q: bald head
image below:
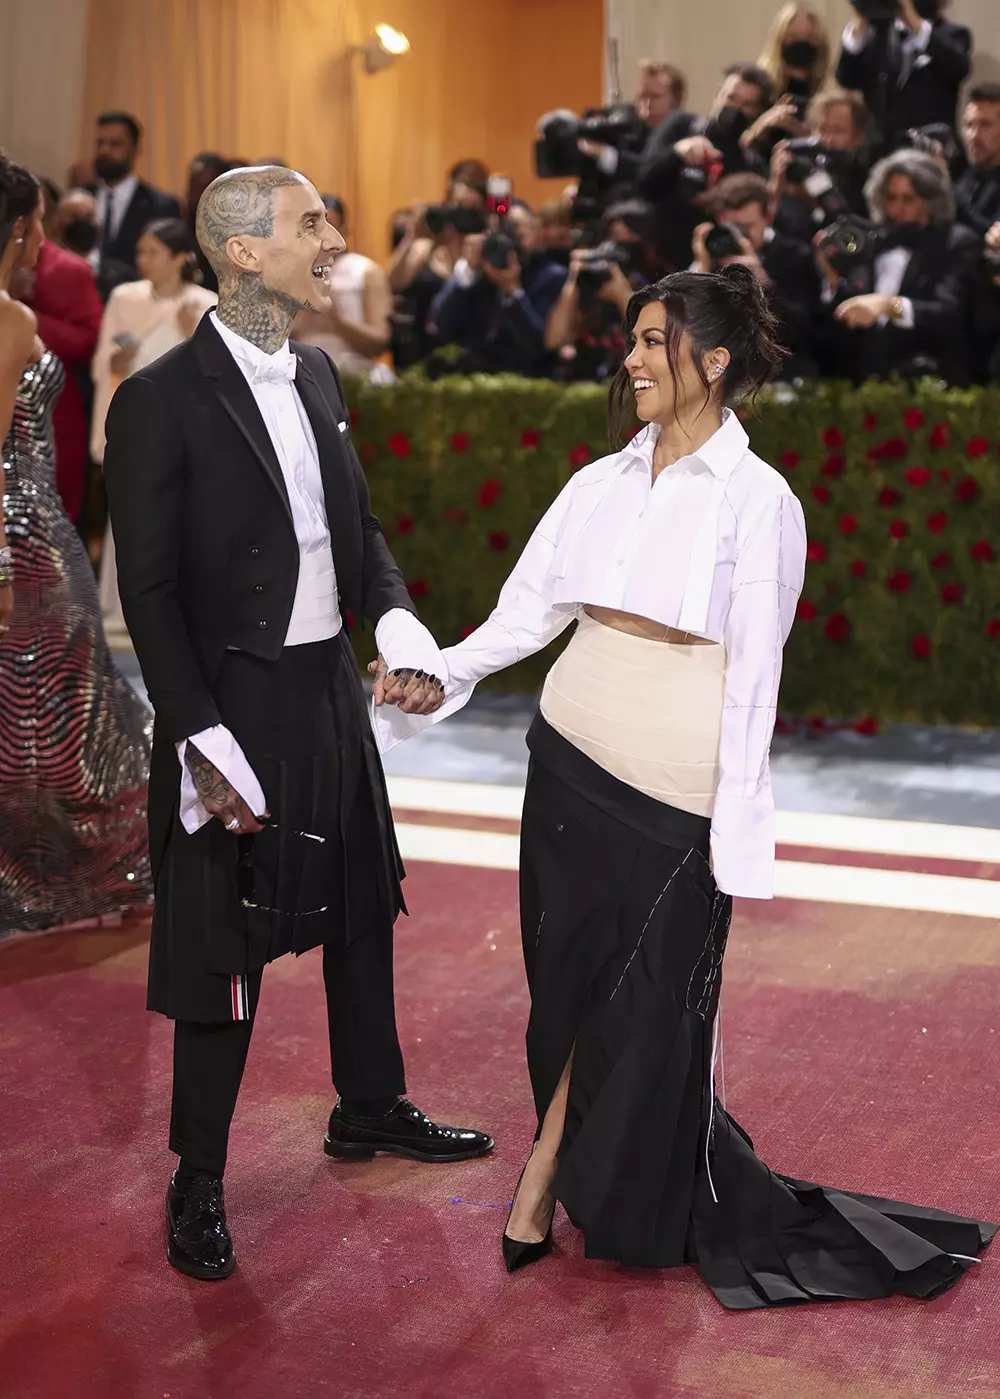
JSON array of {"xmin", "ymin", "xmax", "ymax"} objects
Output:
[{"xmin": 195, "ymin": 164, "xmax": 306, "ymax": 278}]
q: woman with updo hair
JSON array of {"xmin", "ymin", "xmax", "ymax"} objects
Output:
[
  {"xmin": 374, "ymin": 263, "xmax": 995, "ymax": 1304},
  {"xmin": 91, "ymin": 216, "xmax": 216, "ymax": 632},
  {"xmin": 0, "ymin": 152, "xmax": 152, "ymax": 937}
]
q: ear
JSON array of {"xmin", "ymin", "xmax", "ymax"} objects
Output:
[
  {"xmin": 225, "ymin": 235, "xmax": 259, "ymax": 274},
  {"xmin": 703, "ymin": 346, "xmax": 731, "ymax": 381}
]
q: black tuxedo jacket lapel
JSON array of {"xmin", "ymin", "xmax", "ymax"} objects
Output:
[
  {"xmin": 899, "ymin": 229, "xmax": 945, "ymax": 300},
  {"xmin": 293, "ymin": 353, "xmax": 358, "ymax": 572},
  {"xmin": 192, "ymin": 317, "xmax": 293, "ymax": 525}
]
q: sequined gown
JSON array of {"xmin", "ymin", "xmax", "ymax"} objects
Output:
[{"xmin": 0, "ymin": 349, "xmax": 152, "ymax": 935}]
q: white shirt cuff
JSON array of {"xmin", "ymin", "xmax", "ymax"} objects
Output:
[
  {"xmin": 841, "ymin": 21, "xmax": 869, "ymax": 54},
  {"xmin": 894, "ymin": 296, "xmax": 915, "ymax": 329},
  {"xmin": 176, "ymin": 725, "xmax": 268, "ymax": 835},
  {"xmin": 597, "ymin": 146, "xmax": 620, "ymax": 176},
  {"xmin": 452, "ymin": 259, "xmax": 477, "ymax": 289},
  {"xmin": 374, "ymin": 607, "xmax": 448, "ymax": 682},
  {"xmin": 912, "ymin": 18, "xmax": 932, "ymax": 50},
  {"xmin": 710, "ymin": 792, "xmax": 775, "ymax": 900}
]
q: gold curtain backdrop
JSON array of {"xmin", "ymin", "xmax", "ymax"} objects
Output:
[{"xmin": 80, "ymin": 0, "xmax": 603, "ymax": 258}]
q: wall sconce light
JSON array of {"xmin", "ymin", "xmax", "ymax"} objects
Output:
[{"xmin": 356, "ymin": 23, "xmax": 410, "ymax": 75}]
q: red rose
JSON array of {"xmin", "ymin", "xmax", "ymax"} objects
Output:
[
  {"xmin": 912, "ymin": 634, "xmax": 932, "ymax": 659},
  {"xmin": 928, "ymin": 423, "xmax": 950, "ymax": 449},
  {"xmin": 941, "ymin": 582, "xmax": 966, "ymax": 604},
  {"xmin": 822, "ymin": 455, "xmax": 844, "ymax": 477},
  {"xmin": 988, "ymin": 619, "xmax": 1000, "ymax": 638},
  {"xmin": 854, "ymin": 715, "xmax": 880, "ymax": 735},
  {"xmin": 839, "ymin": 514, "xmax": 859, "ymax": 535},
  {"xmin": 954, "ymin": 477, "xmax": 981, "ymax": 503},
  {"xmin": 444, "ymin": 507, "xmax": 469, "ymax": 524},
  {"xmin": 396, "ymin": 514, "xmax": 415, "ymax": 535},
  {"xmin": 349, "ymin": 410, "xmax": 359, "ymax": 429},
  {"xmin": 850, "ymin": 560, "xmax": 867, "ymax": 578},
  {"xmin": 477, "ymin": 479, "xmax": 503, "ymax": 508},
  {"xmin": 864, "ymin": 413, "xmax": 877, "ymax": 431},
  {"xmin": 779, "ymin": 451, "xmax": 800, "ymax": 469},
  {"xmin": 878, "ymin": 487, "xmax": 901, "ymax": 507},
  {"xmin": 488, "ymin": 531, "xmax": 510, "ymax": 552},
  {"xmin": 888, "ymin": 519, "xmax": 908, "ymax": 540},
  {"xmin": 930, "ymin": 551, "xmax": 951, "ymax": 570},
  {"xmin": 927, "ymin": 511, "xmax": 948, "ymax": 534},
  {"xmin": 569, "ymin": 443, "xmax": 592, "ymax": 468},
  {"xmin": 406, "ymin": 579, "xmax": 429, "ymax": 598},
  {"xmin": 938, "ymin": 468, "xmax": 951, "ymax": 483},
  {"xmin": 360, "ymin": 441, "xmax": 376, "ymax": 464},
  {"xmin": 806, "ymin": 540, "xmax": 827, "ymax": 562},
  {"xmin": 970, "ymin": 538, "xmax": 996, "ymax": 563},
  {"xmin": 866, "ymin": 438, "xmax": 907, "ymax": 462},
  {"xmin": 903, "ymin": 407, "xmax": 925, "ymax": 431},
  {"xmin": 966, "ymin": 436, "xmax": 990, "ymax": 458},
  {"xmin": 887, "ymin": 570, "xmax": 911, "ymax": 592},
  {"xmin": 812, "ymin": 485, "xmax": 831, "ymax": 504},
  {"xmin": 450, "ymin": 431, "xmax": 471, "ymax": 452},
  {"xmin": 461, "ymin": 625, "xmax": 478, "ymax": 640},
  {"xmin": 796, "ymin": 599, "xmax": 817, "ymax": 621},
  {"xmin": 904, "ymin": 467, "xmax": 931, "ymax": 487},
  {"xmin": 824, "ymin": 612, "xmax": 851, "ymax": 642},
  {"xmin": 346, "ymin": 609, "xmax": 357, "ymax": 630},
  {"xmin": 387, "ymin": 432, "xmax": 411, "ymax": 458},
  {"xmin": 520, "ymin": 429, "xmax": 541, "ymax": 449},
  {"xmin": 822, "ymin": 427, "xmax": 844, "ymax": 449}
]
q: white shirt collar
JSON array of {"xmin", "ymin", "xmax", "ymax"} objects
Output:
[
  {"xmin": 624, "ymin": 407, "xmax": 749, "ymax": 481},
  {"xmin": 209, "ymin": 310, "xmax": 297, "ymax": 385},
  {"xmin": 101, "ymin": 172, "xmax": 139, "ymax": 210}
]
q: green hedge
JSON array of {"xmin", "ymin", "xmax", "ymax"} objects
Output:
[{"xmin": 345, "ymin": 374, "xmax": 1000, "ymax": 727}]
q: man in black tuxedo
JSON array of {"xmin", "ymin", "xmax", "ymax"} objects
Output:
[
  {"xmin": 834, "ymin": 0, "xmax": 971, "ymax": 150},
  {"xmin": 92, "ymin": 111, "xmax": 181, "ymax": 280},
  {"xmin": 103, "ymin": 165, "xmax": 493, "ymax": 1282}
]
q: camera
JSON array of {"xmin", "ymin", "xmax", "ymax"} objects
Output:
[
  {"xmin": 483, "ymin": 228, "xmax": 519, "ymax": 270},
  {"xmin": 425, "ymin": 205, "xmax": 486, "ymax": 237},
  {"xmin": 818, "ymin": 215, "xmax": 877, "ymax": 282},
  {"xmin": 783, "ymin": 138, "xmax": 859, "ymax": 221},
  {"xmin": 574, "ymin": 241, "xmax": 634, "ymax": 297},
  {"xmin": 535, "ymin": 105, "xmax": 638, "ymax": 181},
  {"xmin": 850, "ymin": 0, "xmax": 900, "ymax": 21},
  {"xmin": 703, "ymin": 223, "xmax": 747, "ymax": 261},
  {"xmin": 897, "ymin": 123, "xmax": 961, "ymax": 167}
]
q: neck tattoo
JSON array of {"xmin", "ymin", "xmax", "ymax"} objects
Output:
[{"xmin": 216, "ymin": 273, "xmax": 301, "ymax": 354}]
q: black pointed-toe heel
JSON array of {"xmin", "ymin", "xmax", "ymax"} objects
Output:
[{"xmin": 502, "ymin": 1165, "xmax": 555, "ymax": 1273}]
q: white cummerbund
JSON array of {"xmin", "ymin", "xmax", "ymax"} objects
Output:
[{"xmin": 285, "ymin": 545, "xmax": 342, "ymax": 646}]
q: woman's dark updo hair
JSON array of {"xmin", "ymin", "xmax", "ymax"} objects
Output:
[
  {"xmin": 608, "ymin": 264, "xmax": 787, "ymax": 448},
  {"xmin": 141, "ymin": 216, "xmax": 200, "ymax": 283},
  {"xmin": 0, "ymin": 152, "xmax": 41, "ymax": 261}
]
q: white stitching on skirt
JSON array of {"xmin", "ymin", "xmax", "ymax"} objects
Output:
[
  {"xmin": 609, "ymin": 849, "xmax": 695, "ymax": 1001},
  {"xmin": 535, "ymin": 910, "xmax": 545, "ymax": 950}
]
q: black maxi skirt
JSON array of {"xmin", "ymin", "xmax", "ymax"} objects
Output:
[{"xmin": 521, "ymin": 715, "xmax": 996, "ymax": 1310}]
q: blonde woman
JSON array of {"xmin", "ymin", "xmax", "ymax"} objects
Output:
[{"xmin": 743, "ymin": 4, "xmax": 833, "ymax": 155}]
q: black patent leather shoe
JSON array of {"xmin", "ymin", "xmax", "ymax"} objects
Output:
[
  {"xmin": 324, "ymin": 1097, "xmax": 494, "ymax": 1163},
  {"xmin": 165, "ymin": 1171, "xmax": 236, "ymax": 1280}
]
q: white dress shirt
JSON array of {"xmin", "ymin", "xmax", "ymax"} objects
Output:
[
  {"xmin": 841, "ymin": 17, "xmax": 932, "ymax": 62},
  {"xmin": 96, "ymin": 174, "xmax": 139, "ymax": 245},
  {"xmin": 821, "ymin": 245, "xmax": 916, "ymax": 329},
  {"xmin": 375, "ymin": 410, "xmax": 807, "ymax": 900},
  {"xmin": 177, "ymin": 315, "xmax": 445, "ymax": 833}
]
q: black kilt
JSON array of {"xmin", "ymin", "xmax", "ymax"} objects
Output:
[{"xmin": 147, "ymin": 632, "xmax": 405, "ymax": 1021}]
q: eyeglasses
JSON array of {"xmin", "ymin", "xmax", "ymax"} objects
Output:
[{"xmin": 237, "ymin": 820, "xmax": 330, "ymax": 918}]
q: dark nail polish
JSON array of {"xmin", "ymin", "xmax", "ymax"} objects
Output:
[
  {"xmin": 415, "ymin": 670, "xmax": 425, "ymax": 679},
  {"xmin": 393, "ymin": 669, "xmax": 402, "ymax": 676}
]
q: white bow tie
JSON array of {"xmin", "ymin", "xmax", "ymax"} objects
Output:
[{"xmin": 252, "ymin": 351, "xmax": 297, "ymax": 386}]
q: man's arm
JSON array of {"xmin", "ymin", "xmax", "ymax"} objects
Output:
[{"xmin": 924, "ymin": 20, "xmax": 972, "ymax": 87}]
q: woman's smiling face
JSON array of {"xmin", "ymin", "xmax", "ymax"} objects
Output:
[{"xmin": 623, "ymin": 301, "xmax": 711, "ymax": 426}]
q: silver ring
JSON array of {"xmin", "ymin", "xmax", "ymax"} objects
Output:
[{"xmin": 226, "ymin": 817, "xmax": 240, "ymax": 832}]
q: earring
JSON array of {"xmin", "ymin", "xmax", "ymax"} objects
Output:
[{"xmin": 714, "ymin": 364, "xmax": 724, "ymax": 377}]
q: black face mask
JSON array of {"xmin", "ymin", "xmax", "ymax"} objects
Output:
[
  {"xmin": 782, "ymin": 39, "xmax": 819, "ymax": 69},
  {"xmin": 712, "ymin": 106, "xmax": 749, "ymax": 143},
  {"xmin": 94, "ymin": 155, "xmax": 132, "ymax": 184},
  {"xmin": 63, "ymin": 218, "xmax": 98, "ymax": 255},
  {"xmin": 913, "ymin": 0, "xmax": 938, "ymax": 17}
]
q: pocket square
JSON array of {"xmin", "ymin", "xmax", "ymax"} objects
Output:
[{"xmin": 338, "ymin": 420, "xmax": 349, "ymax": 433}]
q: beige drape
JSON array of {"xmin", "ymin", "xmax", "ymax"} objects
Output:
[{"xmin": 80, "ymin": 0, "xmax": 603, "ymax": 258}]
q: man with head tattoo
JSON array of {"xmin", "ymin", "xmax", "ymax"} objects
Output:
[{"xmin": 103, "ymin": 165, "xmax": 493, "ymax": 1281}]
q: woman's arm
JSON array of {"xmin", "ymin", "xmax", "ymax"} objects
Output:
[
  {"xmin": 90, "ymin": 288, "xmax": 127, "ymax": 464},
  {"xmin": 711, "ymin": 489, "xmax": 807, "ymax": 898},
  {"xmin": 329, "ymin": 262, "xmax": 393, "ymax": 360},
  {"xmin": 545, "ymin": 258, "xmax": 583, "ymax": 351}
]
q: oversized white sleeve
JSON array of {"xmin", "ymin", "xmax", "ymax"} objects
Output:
[
  {"xmin": 176, "ymin": 725, "xmax": 269, "ymax": 835},
  {"xmin": 710, "ymin": 491, "xmax": 807, "ymax": 899},
  {"xmin": 374, "ymin": 608, "xmax": 448, "ymax": 680},
  {"xmin": 371, "ymin": 482, "xmax": 579, "ymax": 753}
]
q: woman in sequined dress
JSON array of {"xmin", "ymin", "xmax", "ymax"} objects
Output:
[{"xmin": 0, "ymin": 153, "xmax": 152, "ymax": 936}]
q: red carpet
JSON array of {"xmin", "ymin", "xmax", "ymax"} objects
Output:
[{"xmin": 2, "ymin": 863, "xmax": 999, "ymax": 1399}]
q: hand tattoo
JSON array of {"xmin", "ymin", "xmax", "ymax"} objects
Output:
[{"xmin": 185, "ymin": 742, "xmax": 235, "ymax": 810}]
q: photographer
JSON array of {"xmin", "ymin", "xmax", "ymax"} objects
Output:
[
  {"xmin": 742, "ymin": 4, "xmax": 836, "ymax": 161},
  {"xmin": 544, "ymin": 201, "xmax": 650, "ymax": 382},
  {"xmin": 693, "ymin": 172, "xmax": 821, "ymax": 378},
  {"xmin": 834, "ymin": 0, "xmax": 971, "ymax": 150},
  {"xmin": 428, "ymin": 201, "xmax": 567, "ymax": 376},
  {"xmin": 820, "ymin": 148, "xmax": 979, "ymax": 384},
  {"xmin": 771, "ymin": 88, "xmax": 871, "ymax": 244},
  {"xmin": 955, "ymin": 85, "xmax": 1000, "ymax": 237},
  {"xmin": 576, "ymin": 61, "xmax": 687, "ymax": 193},
  {"xmin": 636, "ymin": 64, "xmax": 772, "ymax": 269}
]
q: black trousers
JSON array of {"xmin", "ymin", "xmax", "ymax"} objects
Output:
[{"xmin": 168, "ymin": 928, "xmax": 406, "ymax": 1177}]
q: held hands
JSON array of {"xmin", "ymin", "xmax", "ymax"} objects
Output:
[
  {"xmin": 368, "ymin": 655, "xmax": 446, "ymax": 715},
  {"xmin": 185, "ymin": 742, "xmax": 268, "ymax": 836}
]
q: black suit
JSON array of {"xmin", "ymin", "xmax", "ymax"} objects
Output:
[
  {"xmin": 94, "ymin": 178, "xmax": 182, "ymax": 273},
  {"xmin": 103, "ymin": 315, "xmax": 415, "ymax": 1173},
  {"xmin": 834, "ymin": 19, "xmax": 971, "ymax": 147}
]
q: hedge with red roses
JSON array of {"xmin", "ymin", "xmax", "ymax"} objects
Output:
[{"xmin": 344, "ymin": 374, "xmax": 1000, "ymax": 724}]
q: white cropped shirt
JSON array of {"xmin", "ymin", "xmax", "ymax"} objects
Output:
[{"xmin": 375, "ymin": 409, "xmax": 807, "ymax": 900}]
